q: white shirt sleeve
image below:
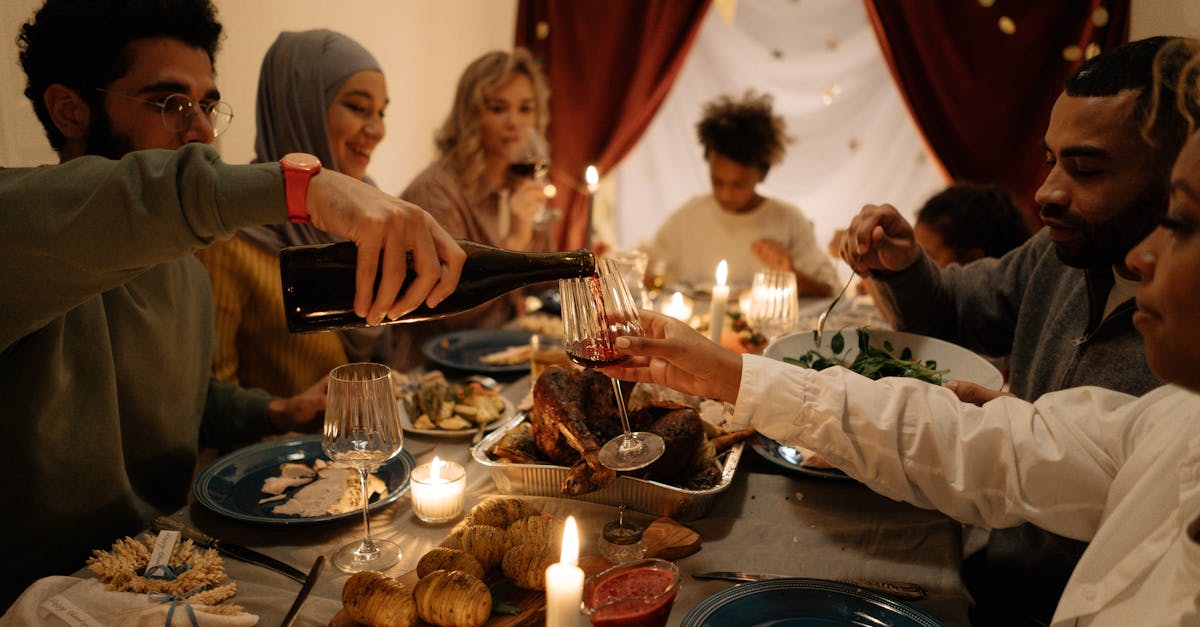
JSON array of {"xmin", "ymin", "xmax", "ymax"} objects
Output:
[{"xmin": 728, "ymin": 354, "xmax": 1140, "ymax": 540}]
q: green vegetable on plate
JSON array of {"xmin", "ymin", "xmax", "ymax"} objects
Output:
[{"xmin": 783, "ymin": 328, "xmax": 947, "ymax": 385}]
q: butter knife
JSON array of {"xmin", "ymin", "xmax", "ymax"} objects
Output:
[
  {"xmin": 692, "ymin": 571, "xmax": 927, "ymax": 601},
  {"xmin": 152, "ymin": 516, "xmax": 307, "ymax": 584},
  {"xmin": 281, "ymin": 554, "xmax": 326, "ymax": 627}
]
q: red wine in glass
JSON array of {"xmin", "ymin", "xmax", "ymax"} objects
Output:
[
  {"xmin": 559, "ymin": 261, "xmax": 666, "ymax": 471},
  {"xmin": 566, "ymin": 338, "xmax": 629, "ymax": 369},
  {"xmin": 508, "ymin": 160, "xmax": 548, "ymax": 179}
]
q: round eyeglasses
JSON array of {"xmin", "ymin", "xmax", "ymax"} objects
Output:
[{"xmin": 96, "ymin": 89, "xmax": 234, "ymax": 137}]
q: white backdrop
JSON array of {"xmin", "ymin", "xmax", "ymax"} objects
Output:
[{"xmin": 612, "ymin": 0, "xmax": 944, "ymax": 256}]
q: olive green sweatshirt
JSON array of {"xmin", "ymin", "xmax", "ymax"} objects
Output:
[{"xmin": 0, "ymin": 144, "xmax": 286, "ymax": 606}]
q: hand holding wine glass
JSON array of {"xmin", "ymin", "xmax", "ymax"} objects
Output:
[
  {"xmin": 559, "ymin": 259, "xmax": 665, "ymax": 471},
  {"xmin": 323, "ymin": 362, "xmax": 404, "ymax": 573},
  {"xmin": 508, "ymin": 127, "xmax": 559, "ymax": 229}
]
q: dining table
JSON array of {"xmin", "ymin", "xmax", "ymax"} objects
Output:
[{"xmin": 128, "ymin": 363, "xmax": 971, "ymax": 627}]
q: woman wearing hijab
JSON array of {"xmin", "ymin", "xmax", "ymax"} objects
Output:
[
  {"xmin": 197, "ymin": 29, "xmax": 388, "ymax": 396},
  {"xmin": 391, "ymin": 48, "xmax": 554, "ymax": 368}
]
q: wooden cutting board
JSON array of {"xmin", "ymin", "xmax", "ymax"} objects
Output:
[{"xmin": 329, "ymin": 517, "xmax": 700, "ymax": 627}]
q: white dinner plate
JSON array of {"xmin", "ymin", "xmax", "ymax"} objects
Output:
[
  {"xmin": 765, "ymin": 328, "xmax": 1003, "ymax": 389},
  {"xmin": 398, "ymin": 395, "xmax": 515, "ymax": 438}
]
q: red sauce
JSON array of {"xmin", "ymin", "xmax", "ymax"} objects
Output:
[{"xmin": 585, "ymin": 566, "xmax": 677, "ymax": 627}]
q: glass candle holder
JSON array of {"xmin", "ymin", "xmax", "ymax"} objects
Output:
[{"xmin": 410, "ymin": 458, "xmax": 466, "ymax": 524}]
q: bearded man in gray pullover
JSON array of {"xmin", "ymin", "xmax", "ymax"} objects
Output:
[{"xmin": 840, "ymin": 36, "xmax": 1195, "ymax": 627}]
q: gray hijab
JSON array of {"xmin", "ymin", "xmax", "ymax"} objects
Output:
[{"xmin": 239, "ymin": 29, "xmax": 388, "ymax": 362}]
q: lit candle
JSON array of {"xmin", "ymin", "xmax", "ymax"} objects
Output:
[
  {"xmin": 709, "ymin": 260, "xmax": 730, "ymax": 344},
  {"xmin": 410, "ymin": 457, "xmax": 465, "ymax": 524},
  {"xmin": 545, "ymin": 516, "xmax": 586, "ymax": 627},
  {"xmin": 661, "ymin": 291, "xmax": 694, "ymax": 322},
  {"xmin": 585, "ymin": 165, "xmax": 599, "ymax": 249}
]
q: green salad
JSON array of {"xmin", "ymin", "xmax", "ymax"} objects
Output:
[{"xmin": 783, "ymin": 328, "xmax": 946, "ymax": 385}]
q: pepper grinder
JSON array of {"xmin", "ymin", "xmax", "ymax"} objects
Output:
[{"xmin": 599, "ymin": 505, "xmax": 647, "ymax": 564}]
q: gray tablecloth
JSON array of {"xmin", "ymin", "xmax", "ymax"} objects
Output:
[
  {"xmin": 159, "ymin": 439, "xmax": 968, "ymax": 626},
  {"xmin": 67, "ymin": 375, "xmax": 969, "ymax": 626}
]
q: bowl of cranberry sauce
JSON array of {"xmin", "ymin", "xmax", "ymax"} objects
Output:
[{"xmin": 582, "ymin": 558, "xmax": 681, "ymax": 627}]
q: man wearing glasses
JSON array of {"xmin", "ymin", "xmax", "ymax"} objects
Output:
[{"xmin": 0, "ymin": 0, "xmax": 463, "ymax": 607}]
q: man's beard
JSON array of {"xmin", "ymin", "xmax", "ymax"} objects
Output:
[
  {"xmin": 1048, "ymin": 188, "xmax": 1167, "ymax": 269},
  {"xmin": 83, "ymin": 110, "xmax": 136, "ymax": 160}
]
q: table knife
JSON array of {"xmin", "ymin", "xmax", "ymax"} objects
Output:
[
  {"xmin": 152, "ymin": 516, "xmax": 307, "ymax": 584},
  {"xmin": 692, "ymin": 571, "xmax": 927, "ymax": 601},
  {"xmin": 281, "ymin": 554, "xmax": 326, "ymax": 627}
]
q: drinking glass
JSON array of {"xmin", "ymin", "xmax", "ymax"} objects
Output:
[
  {"xmin": 323, "ymin": 362, "xmax": 404, "ymax": 573},
  {"xmin": 606, "ymin": 249, "xmax": 650, "ymax": 309},
  {"xmin": 508, "ymin": 127, "xmax": 560, "ymax": 228},
  {"xmin": 559, "ymin": 258, "xmax": 665, "ymax": 470},
  {"xmin": 745, "ymin": 270, "xmax": 800, "ymax": 344}
]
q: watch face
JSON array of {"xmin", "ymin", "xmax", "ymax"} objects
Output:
[{"xmin": 282, "ymin": 152, "xmax": 321, "ymax": 171}]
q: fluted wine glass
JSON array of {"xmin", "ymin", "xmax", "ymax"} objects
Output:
[
  {"xmin": 559, "ymin": 258, "xmax": 665, "ymax": 470},
  {"xmin": 323, "ymin": 362, "xmax": 404, "ymax": 573},
  {"xmin": 746, "ymin": 270, "xmax": 800, "ymax": 345}
]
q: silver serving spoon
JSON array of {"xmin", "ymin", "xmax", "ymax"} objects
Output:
[{"xmin": 816, "ymin": 254, "xmax": 858, "ymax": 343}]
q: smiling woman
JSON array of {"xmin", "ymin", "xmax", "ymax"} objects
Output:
[{"xmin": 195, "ymin": 29, "xmax": 393, "ymax": 397}]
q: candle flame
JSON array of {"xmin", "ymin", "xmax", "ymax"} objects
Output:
[
  {"xmin": 559, "ymin": 516, "xmax": 579, "ymax": 566},
  {"xmin": 585, "ymin": 165, "xmax": 599, "ymax": 190},
  {"xmin": 544, "ymin": 183, "xmax": 557, "ymax": 199},
  {"xmin": 431, "ymin": 456, "xmax": 443, "ymax": 481},
  {"xmin": 716, "ymin": 259, "xmax": 728, "ymax": 287},
  {"xmin": 671, "ymin": 291, "xmax": 685, "ymax": 308}
]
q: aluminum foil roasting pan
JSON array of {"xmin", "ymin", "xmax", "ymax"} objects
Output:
[{"xmin": 471, "ymin": 414, "xmax": 743, "ymax": 521}]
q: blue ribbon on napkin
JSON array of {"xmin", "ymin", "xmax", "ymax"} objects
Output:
[{"xmin": 152, "ymin": 584, "xmax": 205, "ymax": 627}]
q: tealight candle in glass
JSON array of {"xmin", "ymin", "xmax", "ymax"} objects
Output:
[{"xmin": 410, "ymin": 457, "xmax": 466, "ymax": 524}]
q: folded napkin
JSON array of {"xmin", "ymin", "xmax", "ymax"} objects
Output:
[{"xmin": 0, "ymin": 576, "xmax": 258, "ymax": 626}]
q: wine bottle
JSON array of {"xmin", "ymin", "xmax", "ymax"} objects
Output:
[{"xmin": 280, "ymin": 240, "xmax": 595, "ymax": 332}]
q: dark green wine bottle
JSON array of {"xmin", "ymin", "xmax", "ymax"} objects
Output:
[{"xmin": 280, "ymin": 240, "xmax": 595, "ymax": 332}]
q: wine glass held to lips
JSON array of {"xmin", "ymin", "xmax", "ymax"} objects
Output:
[
  {"xmin": 508, "ymin": 127, "xmax": 560, "ymax": 228},
  {"xmin": 559, "ymin": 259, "xmax": 666, "ymax": 471},
  {"xmin": 323, "ymin": 362, "xmax": 404, "ymax": 573}
]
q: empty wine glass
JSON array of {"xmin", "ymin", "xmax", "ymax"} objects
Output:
[
  {"xmin": 746, "ymin": 270, "xmax": 800, "ymax": 345},
  {"xmin": 323, "ymin": 362, "xmax": 404, "ymax": 573},
  {"xmin": 508, "ymin": 127, "xmax": 560, "ymax": 228},
  {"xmin": 559, "ymin": 258, "xmax": 666, "ymax": 471},
  {"xmin": 606, "ymin": 249, "xmax": 651, "ymax": 308}
]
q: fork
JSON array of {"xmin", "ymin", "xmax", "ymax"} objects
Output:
[{"xmin": 816, "ymin": 254, "xmax": 858, "ymax": 343}]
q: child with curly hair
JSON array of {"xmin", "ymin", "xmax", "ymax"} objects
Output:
[{"xmin": 647, "ymin": 91, "xmax": 837, "ymax": 297}]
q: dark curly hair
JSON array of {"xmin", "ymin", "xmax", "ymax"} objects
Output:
[
  {"xmin": 1067, "ymin": 36, "xmax": 1192, "ymax": 169},
  {"xmin": 916, "ymin": 183, "xmax": 1030, "ymax": 260},
  {"xmin": 696, "ymin": 90, "xmax": 791, "ymax": 173},
  {"xmin": 17, "ymin": 0, "xmax": 223, "ymax": 152}
]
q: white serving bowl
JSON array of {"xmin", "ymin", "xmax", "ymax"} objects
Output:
[{"xmin": 763, "ymin": 328, "xmax": 1004, "ymax": 389}]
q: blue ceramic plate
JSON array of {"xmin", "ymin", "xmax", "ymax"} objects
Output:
[
  {"xmin": 193, "ymin": 435, "xmax": 414, "ymax": 526},
  {"xmin": 422, "ymin": 329, "xmax": 535, "ymax": 375},
  {"xmin": 532, "ymin": 288, "xmax": 561, "ymax": 315},
  {"xmin": 750, "ymin": 434, "xmax": 852, "ymax": 481},
  {"xmin": 683, "ymin": 578, "xmax": 945, "ymax": 627}
]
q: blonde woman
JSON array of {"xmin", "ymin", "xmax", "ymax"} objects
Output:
[{"xmin": 395, "ymin": 49, "xmax": 554, "ymax": 367}]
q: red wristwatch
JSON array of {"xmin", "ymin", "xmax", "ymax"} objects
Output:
[{"xmin": 280, "ymin": 152, "xmax": 321, "ymax": 224}]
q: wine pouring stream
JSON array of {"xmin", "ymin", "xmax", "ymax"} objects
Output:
[{"xmin": 559, "ymin": 259, "xmax": 666, "ymax": 470}]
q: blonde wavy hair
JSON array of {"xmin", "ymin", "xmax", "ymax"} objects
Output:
[
  {"xmin": 1148, "ymin": 38, "xmax": 1200, "ymax": 139},
  {"xmin": 434, "ymin": 48, "xmax": 550, "ymax": 193}
]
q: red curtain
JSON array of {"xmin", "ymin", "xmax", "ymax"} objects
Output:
[
  {"xmin": 516, "ymin": 0, "xmax": 711, "ymax": 250},
  {"xmin": 865, "ymin": 1, "xmax": 1129, "ymax": 229}
]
